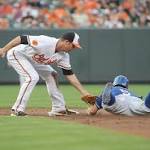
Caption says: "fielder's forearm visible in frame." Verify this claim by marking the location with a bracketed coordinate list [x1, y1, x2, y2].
[65, 74, 89, 96]
[2, 36, 21, 53]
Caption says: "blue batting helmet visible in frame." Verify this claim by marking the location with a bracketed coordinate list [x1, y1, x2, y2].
[113, 75, 129, 88]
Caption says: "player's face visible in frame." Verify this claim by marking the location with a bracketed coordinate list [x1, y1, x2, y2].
[60, 40, 76, 52]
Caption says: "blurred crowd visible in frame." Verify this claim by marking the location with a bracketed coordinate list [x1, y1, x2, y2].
[0, 0, 150, 29]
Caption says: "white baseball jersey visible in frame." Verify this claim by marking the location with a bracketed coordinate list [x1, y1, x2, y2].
[11, 35, 72, 70]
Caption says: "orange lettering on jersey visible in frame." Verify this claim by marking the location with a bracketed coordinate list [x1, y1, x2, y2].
[32, 40, 38, 46]
[32, 54, 57, 64]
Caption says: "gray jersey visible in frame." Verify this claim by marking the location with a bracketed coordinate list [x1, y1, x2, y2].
[101, 87, 150, 116]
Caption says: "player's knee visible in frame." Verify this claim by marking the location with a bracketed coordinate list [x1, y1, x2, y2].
[24, 74, 39, 85]
[31, 74, 39, 83]
[51, 71, 58, 77]
[42, 71, 58, 81]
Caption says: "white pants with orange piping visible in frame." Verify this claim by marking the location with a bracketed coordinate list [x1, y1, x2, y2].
[7, 49, 66, 113]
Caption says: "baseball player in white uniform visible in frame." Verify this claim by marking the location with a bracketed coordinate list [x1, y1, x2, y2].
[88, 75, 150, 116]
[0, 32, 90, 116]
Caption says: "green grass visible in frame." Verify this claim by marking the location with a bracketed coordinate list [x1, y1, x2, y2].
[0, 116, 150, 150]
[0, 84, 101, 108]
[0, 84, 150, 108]
[0, 84, 150, 150]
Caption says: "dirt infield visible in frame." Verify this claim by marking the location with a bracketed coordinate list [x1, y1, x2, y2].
[0, 107, 150, 138]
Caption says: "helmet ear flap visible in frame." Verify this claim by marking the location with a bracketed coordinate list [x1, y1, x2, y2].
[113, 75, 129, 88]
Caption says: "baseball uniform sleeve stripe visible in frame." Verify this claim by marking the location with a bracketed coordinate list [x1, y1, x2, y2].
[57, 64, 72, 70]
[12, 51, 32, 111]
[20, 35, 28, 44]
[62, 69, 73, 75]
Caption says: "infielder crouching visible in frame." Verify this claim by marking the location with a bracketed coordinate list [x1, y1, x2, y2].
[0, 32, 91, 116]
[87, 75, 150, 116]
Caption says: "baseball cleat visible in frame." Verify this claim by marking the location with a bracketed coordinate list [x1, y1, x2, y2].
[10, 109, 28, 116]
[66, 109, 79, 115]
[48, 110, 67, 117]
[17, 111, 28, 116]
[10, 109, 16, 116]
[48, 108, 79, 117]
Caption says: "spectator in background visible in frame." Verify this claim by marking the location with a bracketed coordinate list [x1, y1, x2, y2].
[0, 18, 9, 29]
[0, 0, 150, 29]
[88, 9, 102, 28]
[72, 6, 90, 28]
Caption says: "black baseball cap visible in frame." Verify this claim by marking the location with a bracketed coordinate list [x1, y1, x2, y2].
[61, 32, 82, 48]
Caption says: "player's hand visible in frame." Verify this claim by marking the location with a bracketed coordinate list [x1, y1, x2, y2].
[0, 48, 5, 58]
[81, 94, 96, 105]
[87, 104, 98, 115]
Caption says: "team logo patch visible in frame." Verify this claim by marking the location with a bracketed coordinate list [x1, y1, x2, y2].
[32, 40, 38, 46]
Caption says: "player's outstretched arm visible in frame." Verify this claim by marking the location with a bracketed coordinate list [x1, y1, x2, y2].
[0, 36, 21, 58]
[65, 74, 90, 96]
